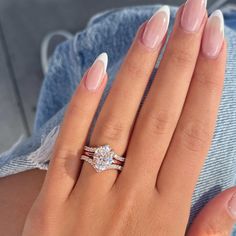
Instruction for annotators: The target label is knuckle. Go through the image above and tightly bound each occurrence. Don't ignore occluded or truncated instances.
[168,48,195,68]
[97,118,126,142]
[112,190,140,225]
[179,121,211,152]
[118,191,137,210]
[53,148,79,173]
[114,184,143,209]
[125,59,149,78]
[204,219,224,235]
[54,148,78,162]
[66,102,88,118]
[195,71,223,92]
[147,110,175,136]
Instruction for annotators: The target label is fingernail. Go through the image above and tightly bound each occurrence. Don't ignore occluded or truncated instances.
[142,5,170,49]
[228,192,236,219]
[181,0,207,32]
[202,10,224,58]
[85,52,108,91]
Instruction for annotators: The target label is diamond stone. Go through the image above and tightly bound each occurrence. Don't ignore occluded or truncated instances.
[93,145,114,172]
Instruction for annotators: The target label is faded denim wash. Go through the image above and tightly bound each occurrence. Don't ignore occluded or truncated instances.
[0,4,236,233]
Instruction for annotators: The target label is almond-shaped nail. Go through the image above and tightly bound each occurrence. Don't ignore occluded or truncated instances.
[142,5,170,49]
[181,0,207,32]
[85,52,108,91]
[228,193,236,219]
[202,10,224,58]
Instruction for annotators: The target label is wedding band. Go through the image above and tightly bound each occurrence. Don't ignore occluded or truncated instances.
[81,145,125,172]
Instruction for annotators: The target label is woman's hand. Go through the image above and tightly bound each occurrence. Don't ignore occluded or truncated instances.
[23,0,234,235]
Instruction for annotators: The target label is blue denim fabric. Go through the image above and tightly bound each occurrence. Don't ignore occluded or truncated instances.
[0,4,236,233]
[224,11,236,30]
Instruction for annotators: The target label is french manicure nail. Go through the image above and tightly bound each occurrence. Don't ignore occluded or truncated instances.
[85,52,108,91]
[228,193,236,219]
[202,10,224,58]
[142,5,170,49]
[181,0,207,32]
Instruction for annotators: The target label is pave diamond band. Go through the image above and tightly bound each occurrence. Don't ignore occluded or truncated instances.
[81,155,123,171]
[81,145,125,172]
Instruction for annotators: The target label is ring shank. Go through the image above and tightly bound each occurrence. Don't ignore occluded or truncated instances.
[81,155,123,172]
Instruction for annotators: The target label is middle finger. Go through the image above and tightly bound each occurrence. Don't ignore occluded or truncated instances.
[118,0,207,189]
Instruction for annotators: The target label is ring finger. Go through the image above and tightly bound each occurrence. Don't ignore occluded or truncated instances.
[77,6,170,191]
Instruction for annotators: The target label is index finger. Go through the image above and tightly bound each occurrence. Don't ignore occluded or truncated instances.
[42,53,108,200]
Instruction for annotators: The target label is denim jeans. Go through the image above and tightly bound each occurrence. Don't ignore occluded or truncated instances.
[0,4,236,234]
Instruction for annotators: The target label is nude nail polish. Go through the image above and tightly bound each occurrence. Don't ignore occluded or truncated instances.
[228,193,236,219]
[181,0,207,32]
[85,52,108,91]
[142,5,170,49]
[202,10,224,58]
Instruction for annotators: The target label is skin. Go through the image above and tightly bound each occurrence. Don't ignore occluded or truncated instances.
[0,4,235,236]
[0,170,46,236]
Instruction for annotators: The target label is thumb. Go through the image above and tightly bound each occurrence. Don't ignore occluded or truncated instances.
[188,187,236,236]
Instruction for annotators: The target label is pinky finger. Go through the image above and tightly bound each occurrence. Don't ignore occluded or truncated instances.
[188,187,236,236]
[41,52,108,200]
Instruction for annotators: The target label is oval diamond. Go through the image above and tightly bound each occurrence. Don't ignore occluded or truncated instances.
[93,145,114,172]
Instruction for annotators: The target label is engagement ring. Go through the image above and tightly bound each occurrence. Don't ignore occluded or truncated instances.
[81,145,125,172]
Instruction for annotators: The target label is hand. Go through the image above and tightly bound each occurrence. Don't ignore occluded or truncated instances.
[23,1,234,235]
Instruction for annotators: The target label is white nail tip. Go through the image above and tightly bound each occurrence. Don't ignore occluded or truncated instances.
[204,0,208,8]
[151,5,170,24]
[158,5,170,16]
[210,10,225,36]
[157,5,170,25]
[95,52,108,73]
